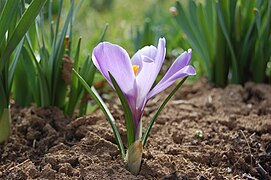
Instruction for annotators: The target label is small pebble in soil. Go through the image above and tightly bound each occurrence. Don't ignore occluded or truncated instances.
[191,139,201,145]
[226,167,232,173]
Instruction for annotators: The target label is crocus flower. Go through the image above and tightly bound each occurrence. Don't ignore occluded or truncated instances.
[92,38,196,136]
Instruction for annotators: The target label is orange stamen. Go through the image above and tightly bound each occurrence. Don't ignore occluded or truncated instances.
[132,65,139,76]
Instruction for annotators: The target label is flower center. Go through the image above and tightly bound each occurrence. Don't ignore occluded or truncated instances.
[132,65,139,76]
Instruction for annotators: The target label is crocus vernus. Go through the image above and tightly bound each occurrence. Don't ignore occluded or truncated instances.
[91,37,196,174]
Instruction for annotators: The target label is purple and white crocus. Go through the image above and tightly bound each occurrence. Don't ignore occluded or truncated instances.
[92,38,196,137]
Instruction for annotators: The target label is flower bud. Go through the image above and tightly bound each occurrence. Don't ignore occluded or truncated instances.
[64,36,69,49]
[253,8,258,16]
[169,6,178,17]
[126,139,143,175]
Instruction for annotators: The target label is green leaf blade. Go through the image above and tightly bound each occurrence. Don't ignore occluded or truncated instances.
[216,0,239,84]
[72,69,125,158]
[142,77,188,147]
[1,0,47,72]
[109,72,135,147]
[0,0,18,45]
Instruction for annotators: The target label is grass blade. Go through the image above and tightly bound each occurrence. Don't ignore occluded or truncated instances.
[0,109,11,143]
[8,38,24,92]
[109,72,135,146]
[24,40,50,106]
[0,78,8,109]
[1,0,47,72]
[0,0,18,45]
[50,1,73,105]
[216,0,239,83]
[72,69,125,158]
[20,46,40,105]
[142,77,188,147]
[175,1,211,76]
[48,0,54,45]
[66,38,82,117]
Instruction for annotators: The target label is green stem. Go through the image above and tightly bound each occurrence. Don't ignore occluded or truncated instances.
[0,108,11,143]
[135,119,142,141]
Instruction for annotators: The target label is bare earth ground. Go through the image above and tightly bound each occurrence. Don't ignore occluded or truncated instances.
[0,79,271,179]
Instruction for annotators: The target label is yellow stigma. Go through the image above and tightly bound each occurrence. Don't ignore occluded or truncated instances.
[132,65,139,76]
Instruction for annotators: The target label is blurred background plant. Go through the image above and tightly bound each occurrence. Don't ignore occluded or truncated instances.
[12,0,107,118]
[73,0,171,55]
[174,0,271,86]
[132,0,190,53]
[0,0,46,143]
[90,0,114,12]
[131,0,201,82]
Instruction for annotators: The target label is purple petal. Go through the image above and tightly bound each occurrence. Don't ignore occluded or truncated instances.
[134,38,166,110]
[92,42,135,96]
[131,45,157,74]
[147,49,196,99]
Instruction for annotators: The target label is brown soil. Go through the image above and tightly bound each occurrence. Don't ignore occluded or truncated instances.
[1,79,271,179]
